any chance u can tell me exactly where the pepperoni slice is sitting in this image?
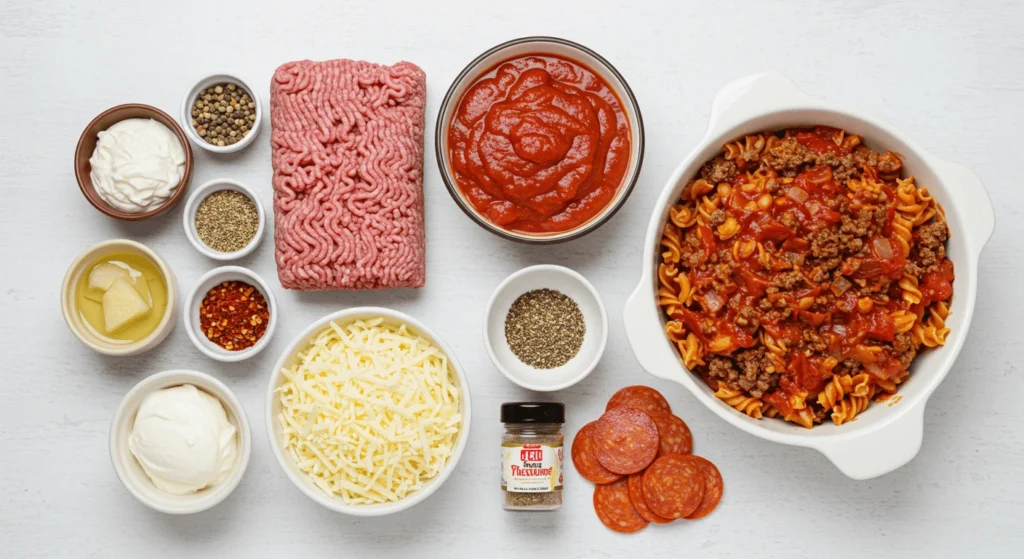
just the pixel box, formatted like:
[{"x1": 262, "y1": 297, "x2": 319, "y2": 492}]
[
  {"x1": 648, "y1": 412, "x2": 693, "y2": 456},
  {"x1": 606, "y1": 385, "x2": 671, "y2": 415},
  {"x1": 685, "y1": 456, "x2": 724, "y2": 520},
  {"x1": 593, "y1": 478, "x2": 649, "y2": 533},
  {"x1": 571, "y1": 421, "x2": 623, "y2": 484},
  {"x1": 642, "y1": 454, "x2": 705, "y2": 519},
  {"x1": 627, "y1": 473, "x2": 673, "y2": 524},
  {"x1": 593, "y1": 407, "x2": 660, "y2": 475}
]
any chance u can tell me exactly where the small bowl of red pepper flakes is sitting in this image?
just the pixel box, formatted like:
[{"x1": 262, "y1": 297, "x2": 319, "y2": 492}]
[{"x1": 184, "y1": 266, "x2": 277, "y2": 362}]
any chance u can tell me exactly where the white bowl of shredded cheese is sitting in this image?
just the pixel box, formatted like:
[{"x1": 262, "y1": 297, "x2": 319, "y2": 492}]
[{"x1": 265, "y1": 307, "x2": 471, "y2": 516}]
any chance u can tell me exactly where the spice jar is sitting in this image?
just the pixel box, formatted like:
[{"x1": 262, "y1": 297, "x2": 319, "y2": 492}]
[{"x1": 501, "y1": 402, "x2": 565, "y2": 511}]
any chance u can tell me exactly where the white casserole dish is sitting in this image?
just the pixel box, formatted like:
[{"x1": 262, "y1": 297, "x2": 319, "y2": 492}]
[{"x1": 623, "y1": 72, "x2": 995, "y2": 480}]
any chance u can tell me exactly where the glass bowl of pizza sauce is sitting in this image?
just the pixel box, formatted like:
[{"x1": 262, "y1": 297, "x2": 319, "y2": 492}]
[{"x1": 436, "y1": 37, "x2": 645, "y2": 243}]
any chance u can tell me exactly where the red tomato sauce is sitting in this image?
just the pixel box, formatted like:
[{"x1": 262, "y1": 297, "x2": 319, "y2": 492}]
[{"x1": 447, "y1": 54, "x2": 632, "y2": 234}]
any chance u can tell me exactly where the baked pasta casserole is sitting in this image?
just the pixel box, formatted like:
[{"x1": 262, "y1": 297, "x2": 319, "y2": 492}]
[{"x1": 657, "y1": 126, "x2": 954, "y2": 428}]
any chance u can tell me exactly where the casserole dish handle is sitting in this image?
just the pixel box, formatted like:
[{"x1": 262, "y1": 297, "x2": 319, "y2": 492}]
[
  {"x1": 816, "y1": 404, "x2": 925, "y2": 480},
  {"x1": 708, "y1": 71, "x2": 816, "y2": 132},
  {"x1": 624, "y1": 283, "x2": 689, "y2": 384},
  {"x1": 937, "y1": 160, "x2": 996, "y2": 254}
]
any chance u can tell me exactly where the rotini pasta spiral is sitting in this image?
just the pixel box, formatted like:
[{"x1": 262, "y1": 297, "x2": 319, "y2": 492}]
[
  {"x1": 896, "y1": 178, "x2": 925, "y2": 213},
  {"x1": 669, "y1": 204, "x2": 697, "y2": 228},
  {"x1": 688, "y1": 178, "x2": 716, "y2": 200},
  {"x1": 697, "y1": 195, "x2": 721, "y2": 224},
  {"x1": 831, "y1": 393, "x2": 873, "y2": 426},
  {"x1": 660, "y1": 223, "x2": 683, "y2": 265},
  {"x1": 732, "y1": 239, "x2": 758, "y2": 260},
  {"x1": 783, "y1": 408, "x2": 816, "y2": 429},
  {"x1": 714, "y1": 384, "x2": 763, "y2": 419},
  {"x1": 891, "y1": 212, "x2": 914, "y2": 258},
  {"x1": 912, "y1": 302, "x2": 951, "y2": 347},
  {"x1": 665, "y1": 320, "x2": 687, "y2": 343},
  {"x1": 722, "y1": 134, "x2": 767, "y2": 162},
  {"x1": 850, "y1": 373, "x2": 873, "y2": 397},
  {"x1": 760, "y1": 331, "x2": 789, "y2": 356},
  {"x1": 891, "y1": 309, "x2": 917, "y2": 334},
  {"x1": 899, "y1": 274, "x2": 923, "y2": 306},
  {"x1": 678, "y1": 332, "x2": 704, "y2": 369},
  {"x1": 817, "y1": 374, "x2": 853, "y2": 410},
  {"x1": 717, "y1": 217, "x2": 741, "y2": 240}
]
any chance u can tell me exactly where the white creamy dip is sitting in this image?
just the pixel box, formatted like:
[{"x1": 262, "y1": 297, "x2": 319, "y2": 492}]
[
  {"x1": 89, "y1": 118, "x2": 186, "y2": 213},
  {"x1": 128, "y1": 384, "x2": 237, "y2": 495}
]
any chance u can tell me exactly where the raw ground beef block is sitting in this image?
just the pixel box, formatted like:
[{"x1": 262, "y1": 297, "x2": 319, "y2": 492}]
[{"x1": 270, "y1": 59, "x2": 427, "y2": 290}]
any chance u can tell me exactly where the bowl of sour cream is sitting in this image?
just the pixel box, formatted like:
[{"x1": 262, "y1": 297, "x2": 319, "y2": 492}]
[
  {"x1": 110, "y1": 369, "x2": 251, "y2": 514},
  {"x1": 75, "y1": 104, "x2": 194, "y2": 220}
]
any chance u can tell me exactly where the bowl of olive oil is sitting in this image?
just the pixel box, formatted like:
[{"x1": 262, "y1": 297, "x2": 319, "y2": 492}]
[{"x1": 62, "y1": 240, "x2": 177, "y2": 356}]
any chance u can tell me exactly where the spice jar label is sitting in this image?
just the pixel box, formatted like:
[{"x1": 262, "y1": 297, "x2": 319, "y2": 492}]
[{"x1": 501, "y1": 443, "x2": 563, "y2": 493}]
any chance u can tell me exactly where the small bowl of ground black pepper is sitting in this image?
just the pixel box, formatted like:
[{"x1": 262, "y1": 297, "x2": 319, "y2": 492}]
[
  {"x1": 484, "y1": 265, "x2": 608, "y2": 392},
  {"x1": 183, "y1": 178, "x2": 266, "y2": 261},
  {"x1": 183, "y1": 266, "x2": 277, "y2": 362},
  {"x1": 181, "y1": 73, "x2": 262, "y2": 154}
]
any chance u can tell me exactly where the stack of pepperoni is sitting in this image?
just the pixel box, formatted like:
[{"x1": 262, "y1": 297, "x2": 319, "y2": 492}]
[{"x1": 571, "y1": 386, "x2": 723, "y2": 533}]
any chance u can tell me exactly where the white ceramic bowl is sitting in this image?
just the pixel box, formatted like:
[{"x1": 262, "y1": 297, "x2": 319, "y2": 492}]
[
  {"x1": 183, "y1": 266, "x2": 277, "y2": 362},
  {"x1": 182, "y1": 178, "x2": 266, "y2": 260},
  {"x1": 60, "y1": 239, "x2": 178, "y2": 356},
  {"x1": 109, "y1": 369, "x2": 251, "y2": 514},
  {"x1": 623, "y1": 72, "x2": 996, "y2": 480},
  {"x1": 265, "y1": 307, "x2": 472, "y2": 516},
  {"x1": 484, "y1": 265, "x2": 608, "y2": 391},
  {"x1": 435, "y1": 36, "x2": 645, "y2": 244},
  {"x1": 180, "y1": 73, "x2": 263, "y2": 154}
]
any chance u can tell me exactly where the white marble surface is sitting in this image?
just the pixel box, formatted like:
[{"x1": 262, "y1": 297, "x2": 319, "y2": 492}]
[{"x1": 1, "y1": 0, "x2": 1022, "y2": 557}]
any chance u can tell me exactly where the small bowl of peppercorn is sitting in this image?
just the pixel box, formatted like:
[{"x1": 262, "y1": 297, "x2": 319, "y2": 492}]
[
  {"x1": 183, "y1": 178, "x2": 266, "y2": 261},
  {"x1": 183, "y1": 266, "x2": 277, "y2": 362},
  {"x1": 181, "y1": 73, "x2": 262, "y2": 154}
]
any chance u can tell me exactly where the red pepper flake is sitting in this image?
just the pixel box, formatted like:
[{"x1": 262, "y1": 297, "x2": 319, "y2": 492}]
[{"x1": 199, "y1": 280, "x2": 270, "y2": 351}]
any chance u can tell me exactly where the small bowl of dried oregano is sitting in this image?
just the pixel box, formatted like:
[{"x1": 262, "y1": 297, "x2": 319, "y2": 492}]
[{"x1": 182, "y1": 178, "x2": 266, "y2": 261}]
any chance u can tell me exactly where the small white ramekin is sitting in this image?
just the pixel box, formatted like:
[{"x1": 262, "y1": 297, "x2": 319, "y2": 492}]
[
  {"x1": 110, "y1": 369, "x2": 251, "y2": 515},
  {"x1": 180, "y1": 73, "x2": 263, "y2": 154},
  {"x1": 182, "y1": 178, "x2": 266, "y2": 261},
  {"x1": 183, "y1": 266, "x2": 278, "y2": 362},
  {"x1": 61, "y1": 239, "x2": 178, "y2": 356},
  {"x1": 484, "y1": 264, "x2": 608, "y2": 392}
]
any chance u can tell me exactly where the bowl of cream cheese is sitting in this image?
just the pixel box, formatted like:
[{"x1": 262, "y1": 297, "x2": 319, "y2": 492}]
[
  {"x1": 110, "y1": 369, "x2": 250, "y2": 514},
  {"x1": 75, "y1": 104, "x2": 193, "y2": 220}
]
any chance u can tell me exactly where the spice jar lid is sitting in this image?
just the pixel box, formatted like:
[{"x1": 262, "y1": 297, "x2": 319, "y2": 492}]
[{"x1": 500, "y1": 402, "x2": 565, "y2": 424}]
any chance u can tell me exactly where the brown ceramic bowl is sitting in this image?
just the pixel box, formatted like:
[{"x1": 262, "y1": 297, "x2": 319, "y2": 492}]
[{"x1": 74, "y1": 104, "x2": 194, "y2": 221}]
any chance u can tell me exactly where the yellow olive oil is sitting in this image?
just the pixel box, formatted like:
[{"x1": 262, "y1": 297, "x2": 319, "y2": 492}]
[{"x1": 75, "y1": 251, "x2": 168, "y2": 344}]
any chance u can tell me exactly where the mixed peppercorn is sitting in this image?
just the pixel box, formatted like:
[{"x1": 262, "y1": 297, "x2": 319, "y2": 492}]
[{"x1": 191, "y1": 82, "x2": 256, "y2": 147}]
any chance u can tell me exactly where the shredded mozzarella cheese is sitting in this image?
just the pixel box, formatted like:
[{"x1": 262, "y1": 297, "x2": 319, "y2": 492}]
[{"x1": 277, "y1": 318, "x2": 462, "y2": 504}]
